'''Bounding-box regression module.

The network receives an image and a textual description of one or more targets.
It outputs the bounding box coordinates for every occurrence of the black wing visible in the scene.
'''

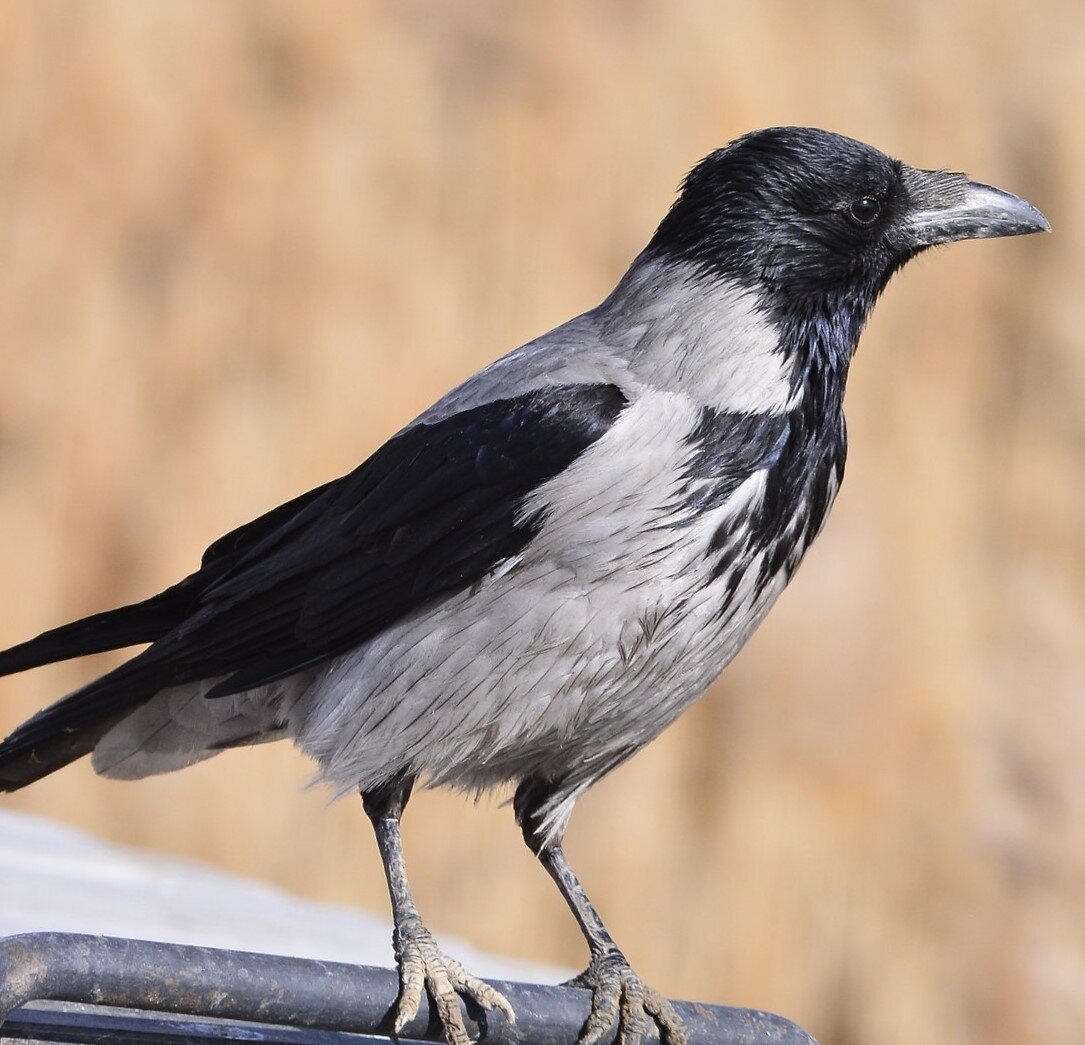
[0,485,336,678]
[0,383,627,787]
[169,382,628,696]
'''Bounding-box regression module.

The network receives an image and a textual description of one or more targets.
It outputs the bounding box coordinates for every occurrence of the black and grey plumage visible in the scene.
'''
[0,127,1049,1045]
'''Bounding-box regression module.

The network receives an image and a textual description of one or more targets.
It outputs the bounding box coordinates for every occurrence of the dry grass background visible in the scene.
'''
[0,3,1082,1043]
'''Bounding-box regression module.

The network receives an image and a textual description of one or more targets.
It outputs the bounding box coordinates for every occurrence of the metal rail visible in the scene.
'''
[1,1002,400,1043]
[0,933,817,1044]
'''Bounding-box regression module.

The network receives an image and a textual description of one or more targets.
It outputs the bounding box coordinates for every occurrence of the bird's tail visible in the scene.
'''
[0,584,197,791]
[0,652,167,791]
[0,583,191,678]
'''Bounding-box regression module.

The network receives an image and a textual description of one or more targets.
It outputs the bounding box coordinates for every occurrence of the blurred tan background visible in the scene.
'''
[0,2,1081,1043]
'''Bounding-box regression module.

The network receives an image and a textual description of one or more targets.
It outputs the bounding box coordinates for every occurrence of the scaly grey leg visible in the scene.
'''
[514,777,688,1045]
[363,778,514,1044]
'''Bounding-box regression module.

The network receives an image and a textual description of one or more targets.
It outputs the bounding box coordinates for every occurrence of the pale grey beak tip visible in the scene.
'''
[906,175,1051,246]
[971,181,1051,235]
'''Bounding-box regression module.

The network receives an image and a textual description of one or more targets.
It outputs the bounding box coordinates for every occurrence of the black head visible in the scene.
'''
[648,127,1049,335]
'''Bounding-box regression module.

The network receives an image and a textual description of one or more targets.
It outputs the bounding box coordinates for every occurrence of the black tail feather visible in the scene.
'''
[0,583,192,678]
[0,584,194,791]
[0,484,333,791]
[0,653,165,792]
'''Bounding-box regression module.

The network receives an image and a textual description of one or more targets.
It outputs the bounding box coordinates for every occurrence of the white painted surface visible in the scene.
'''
[0,810,565,983]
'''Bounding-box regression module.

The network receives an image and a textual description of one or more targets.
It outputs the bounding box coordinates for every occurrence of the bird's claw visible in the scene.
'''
[393,920,515,1044]
[566,950,687,1045]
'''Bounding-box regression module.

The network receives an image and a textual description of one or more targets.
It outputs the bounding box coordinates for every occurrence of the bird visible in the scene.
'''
[0,127,1048,1045]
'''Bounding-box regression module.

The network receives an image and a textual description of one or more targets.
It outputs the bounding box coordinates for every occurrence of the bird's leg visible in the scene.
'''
[362,778,514,1044]
[541,846,688,1045]
[514,778,688,1045]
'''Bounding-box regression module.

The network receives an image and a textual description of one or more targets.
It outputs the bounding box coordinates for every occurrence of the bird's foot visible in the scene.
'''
[392,918,515,1045]
[564,949,687,1045]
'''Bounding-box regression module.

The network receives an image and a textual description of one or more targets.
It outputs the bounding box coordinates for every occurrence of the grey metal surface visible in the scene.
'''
[2,1002,407,1041]
[2,1001,402,1043]
[0,933,818,1044]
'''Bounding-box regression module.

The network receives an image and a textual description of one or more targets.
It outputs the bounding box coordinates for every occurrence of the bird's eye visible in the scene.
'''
[848,197,881,226]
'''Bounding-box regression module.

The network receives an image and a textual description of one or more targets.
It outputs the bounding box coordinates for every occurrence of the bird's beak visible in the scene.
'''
[902,169,1051,249]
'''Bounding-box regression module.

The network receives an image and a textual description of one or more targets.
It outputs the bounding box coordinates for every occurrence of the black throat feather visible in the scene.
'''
[681,291,857,606]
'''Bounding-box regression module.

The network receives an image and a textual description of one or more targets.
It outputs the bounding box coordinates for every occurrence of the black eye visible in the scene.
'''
[848,196,881,226]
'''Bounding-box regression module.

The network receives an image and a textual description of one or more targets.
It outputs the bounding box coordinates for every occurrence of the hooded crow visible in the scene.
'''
[0,127,1049,1045]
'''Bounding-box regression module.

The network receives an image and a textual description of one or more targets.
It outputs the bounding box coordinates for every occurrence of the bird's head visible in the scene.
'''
[648,127,1049,354]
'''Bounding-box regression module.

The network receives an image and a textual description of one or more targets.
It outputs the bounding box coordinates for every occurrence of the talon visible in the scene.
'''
[618,982,648,1045]
[427,962,472,1045]
[570,951,687,1045]
[391,922,515,1044]
[446,957,517,1023]
[394,939,425,1031]
[643,986,688,1045]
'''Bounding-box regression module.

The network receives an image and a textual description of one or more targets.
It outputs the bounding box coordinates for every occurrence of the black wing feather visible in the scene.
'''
[0,483,338,681]
[200,482,334,568]
[188,383,628,696]
[0,383,627,787]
